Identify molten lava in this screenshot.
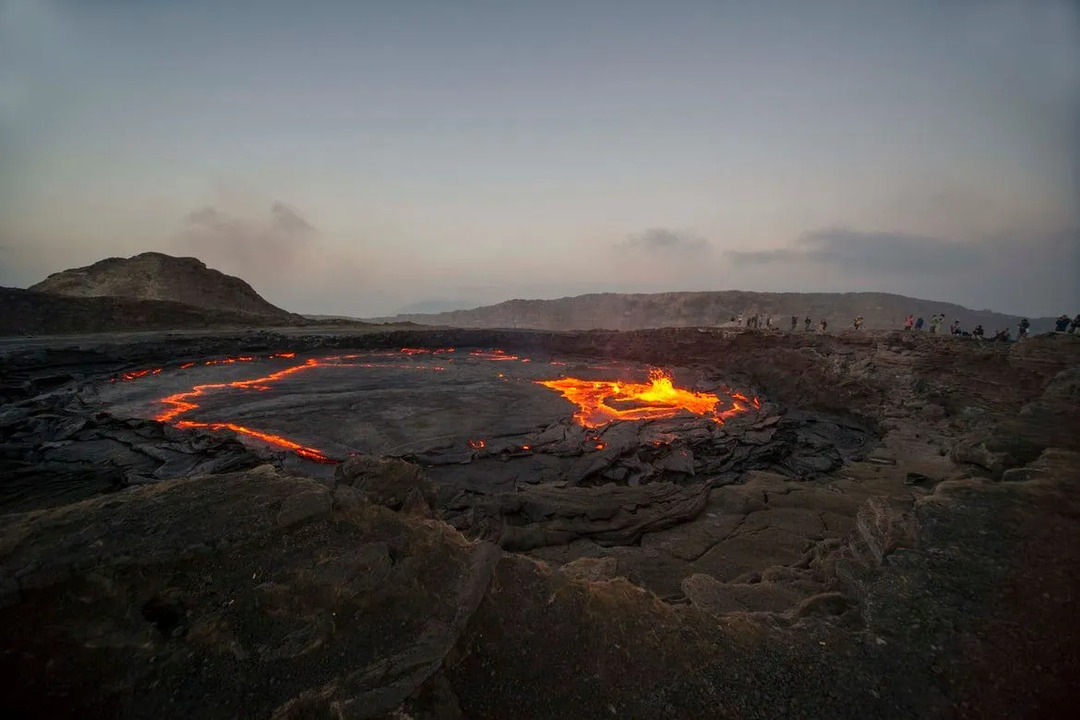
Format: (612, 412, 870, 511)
(154, 358, 336, 462)
(116, 347, 758, 464)
(537, 369, 757, 427)
(149, 351, 452, 463)
(469, 349, 519, 361)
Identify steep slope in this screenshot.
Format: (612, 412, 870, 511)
(377, 291, 1055, 333)
(30, 252, 293, 320)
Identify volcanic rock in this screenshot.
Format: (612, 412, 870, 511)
(336, 454, 436, 513)
(465, 481, 711, 551)
(30, 252, 295, 320)
(2, 326, 1080, 718)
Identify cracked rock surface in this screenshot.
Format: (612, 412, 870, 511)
(1, 327, 1079, 718)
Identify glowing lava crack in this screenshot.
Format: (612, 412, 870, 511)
(117, 349, 760, 464)
(536, 369, 759, 427)
(146, 350, 454, 464)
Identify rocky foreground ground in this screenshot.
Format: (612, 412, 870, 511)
(1, 327, 1078, 719)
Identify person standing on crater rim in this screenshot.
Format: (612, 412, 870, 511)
(804, 316, 812, 332)
(819, 318, 828, 332)
(1070, 314, 1080, 333)
(904, 314, 914, 331)
(1054, 314, 1070, 332)
(790, 315, 798, 331)
(1017, 318, 1030, 340)
(853, 316, 864, 330)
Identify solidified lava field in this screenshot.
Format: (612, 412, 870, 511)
(95, 346, 866, 492)
(97, 346, 766, 465)
(92, 343, 877, 574)
(4, 328, 1080, 719)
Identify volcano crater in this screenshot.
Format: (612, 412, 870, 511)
(94, 345, 877, 598)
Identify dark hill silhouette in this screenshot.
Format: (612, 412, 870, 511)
(30, 252, 293, 320)
(0, 287, 302, 336)
(373, 291, 1054, 334)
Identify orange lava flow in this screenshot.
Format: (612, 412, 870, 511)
(154, 358, 337, 462)
(469, 349, 519, 361)
(537, 369, 758, 427)
(148, 350, 457, 462)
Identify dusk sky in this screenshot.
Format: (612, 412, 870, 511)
(1, 0, 1077, 317)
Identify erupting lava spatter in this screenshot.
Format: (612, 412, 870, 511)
(537, 369, 758, 427)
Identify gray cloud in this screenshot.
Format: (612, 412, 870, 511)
(727, 228, 980, 274)
(175, 202, 318, 282)
(617, 228, 709, 257)
(724, 226, 1079, 315)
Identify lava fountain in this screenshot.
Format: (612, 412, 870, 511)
(536, 368, 759, 427)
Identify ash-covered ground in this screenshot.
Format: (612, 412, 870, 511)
(2, 326, 1079, 719)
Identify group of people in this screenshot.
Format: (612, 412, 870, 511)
(730, 314, 830, 332)
(899, 313, 1080, 341)
(729, 311, 1080, 338)
(1054, 314, 1080, 333)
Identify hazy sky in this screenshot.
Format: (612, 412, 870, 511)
(1, 0, 1077, 316)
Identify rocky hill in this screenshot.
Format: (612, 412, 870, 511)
(377, 291, 1055, 333)
(0, 287, 302, 336)
(30, 252, 293, 320)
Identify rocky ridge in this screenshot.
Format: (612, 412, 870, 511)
(376, 290, 1057, 333)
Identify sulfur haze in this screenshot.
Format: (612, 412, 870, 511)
(1, 0, 1077, 317)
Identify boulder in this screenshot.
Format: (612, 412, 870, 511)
(336, 454, 436, 513)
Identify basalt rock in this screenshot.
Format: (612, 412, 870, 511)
(336, 454, 436, 514)
(462, 481, 711, 551)
(1, 329, 1080, 718)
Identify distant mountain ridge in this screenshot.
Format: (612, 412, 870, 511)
(372, 291, 1054, 333)
(30, 252, 295, 321)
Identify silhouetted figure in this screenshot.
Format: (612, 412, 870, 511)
(790, 315, 798, 331)
(915, 317, 925, 330)
(766, 315, 773, 329)
(1018, 318, 1030, 340)
(819, 319, 827, 332)
(1055, 315, 1070, 332)
(1070, 314, 1080, 333)
(904, 314, 914, 330)
(929, 314, 943, 334)
(972, 324, 984, 339)
(853, 316, 864, 330)
(804, 316, 811, 331)
(950, 319, 960, 335)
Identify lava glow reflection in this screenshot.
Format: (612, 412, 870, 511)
(537, 369, 759, 427)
